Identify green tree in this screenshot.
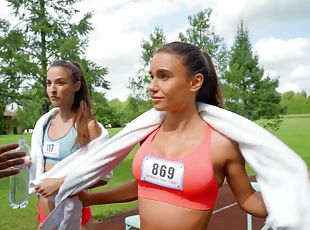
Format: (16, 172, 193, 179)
(92, 91, 112, 127)
(0, 19, 35, 103)
(0, 18, 30, 133)
(129, 27, 166, 100)
(14, 88, 43, 133)
(0, 0, 109, 118)
(223, 22, 283, 129)
(178, 9, 228, 74)
(123, 96, 152, 122)
(281, 91, 310, 114)
(108, 99, 127, 127)
(93, 95, 145, 128)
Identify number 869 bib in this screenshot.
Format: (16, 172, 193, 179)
(141, 156, 184, 190)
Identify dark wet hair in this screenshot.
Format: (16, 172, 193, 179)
(156, 41, 222, 107)
(48, 60, 100, 147)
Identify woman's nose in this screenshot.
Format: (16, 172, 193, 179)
(47, 83, 56, 92)
(148, 78, 158, 93)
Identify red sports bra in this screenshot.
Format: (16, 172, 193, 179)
(132, 125, 219, 210)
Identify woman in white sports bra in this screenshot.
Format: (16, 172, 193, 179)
(32, 60, 110, 230)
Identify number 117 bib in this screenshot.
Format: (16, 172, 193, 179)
(141, 155, 184, 190)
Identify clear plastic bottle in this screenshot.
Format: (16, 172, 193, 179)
(9, 138, 31, 209)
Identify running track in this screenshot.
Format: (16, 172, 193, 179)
(93, 177, 266, 230)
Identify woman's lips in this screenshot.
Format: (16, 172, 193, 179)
(151, 96, 164, 103)
(50, 96, 60, 101)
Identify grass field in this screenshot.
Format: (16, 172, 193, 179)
(0, 118, 309, 229)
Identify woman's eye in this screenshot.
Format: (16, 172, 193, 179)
(159, 74, 169, 80)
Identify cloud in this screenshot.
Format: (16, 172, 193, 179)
(253, 37, 310, 65)
(86, 30, 142, 101)
(289, 64, 310, 80)
(77, 0, 204, 32)
(277, 83, 301, 93)
(1, 0, 309, 99)
(209, 0, 310, 95)
(253, 37, 310, 93)
(75, 0, 207, 100)
(243, 0, 310, 24)
(210, 0, 310, 44)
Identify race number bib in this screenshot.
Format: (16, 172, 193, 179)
(141, 156, 184, 190)
(43, 142, 60, 158)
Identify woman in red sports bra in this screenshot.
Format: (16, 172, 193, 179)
(77, 41, 268, 229)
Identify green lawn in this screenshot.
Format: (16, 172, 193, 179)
(270, 117, 310, 166)
(0, 118, 309, 229)
(246, 117, 310, 175)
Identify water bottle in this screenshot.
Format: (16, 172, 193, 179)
(9, 139, 31, 209)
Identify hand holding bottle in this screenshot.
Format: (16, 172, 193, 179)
(9, 139, 31, 209)
(0, 143, 26, 179)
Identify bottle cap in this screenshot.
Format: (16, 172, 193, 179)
(18, 139, 25, 146)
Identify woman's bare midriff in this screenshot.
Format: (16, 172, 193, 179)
(38, 163, 56, 215)
(139, 197, 213, 230)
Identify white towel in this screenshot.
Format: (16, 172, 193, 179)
(31, 103, 310, 230)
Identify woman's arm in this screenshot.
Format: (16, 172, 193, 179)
(78, 179, 138, 207)
(212, 131, 267, 218)
(34, 177, 65, 198)
(87, 180, 108, 189)
(224, 141, 267, 217)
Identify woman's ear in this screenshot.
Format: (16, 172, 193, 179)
(190, 73, 204, 92)
(74, 81, 81, 92)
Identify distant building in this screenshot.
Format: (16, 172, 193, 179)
(4, 110, 16, 117)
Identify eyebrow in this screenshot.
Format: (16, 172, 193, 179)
(149, 69, 172, 76)
(46, 77, 66, 81)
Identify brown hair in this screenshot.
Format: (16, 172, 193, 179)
(49, 60, 100, 147)
(156, 41, 222, 107)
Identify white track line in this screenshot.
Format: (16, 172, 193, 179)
(213, 202, 238, 214)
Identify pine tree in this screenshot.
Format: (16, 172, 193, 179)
(179, 9, 228, 74)
(223, 22, 283, 129)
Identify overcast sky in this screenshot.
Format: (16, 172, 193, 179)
(1, 0, 309, 101)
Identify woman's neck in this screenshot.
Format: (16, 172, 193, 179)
(57, 109, 75, 122)
(162, 105, 203, 133)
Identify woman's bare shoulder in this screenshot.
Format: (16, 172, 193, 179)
(87, 119, 97, 129)
(212, 129, 235, 149)
(87, 120, 101, 140)
(211, 129, 241, 161)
